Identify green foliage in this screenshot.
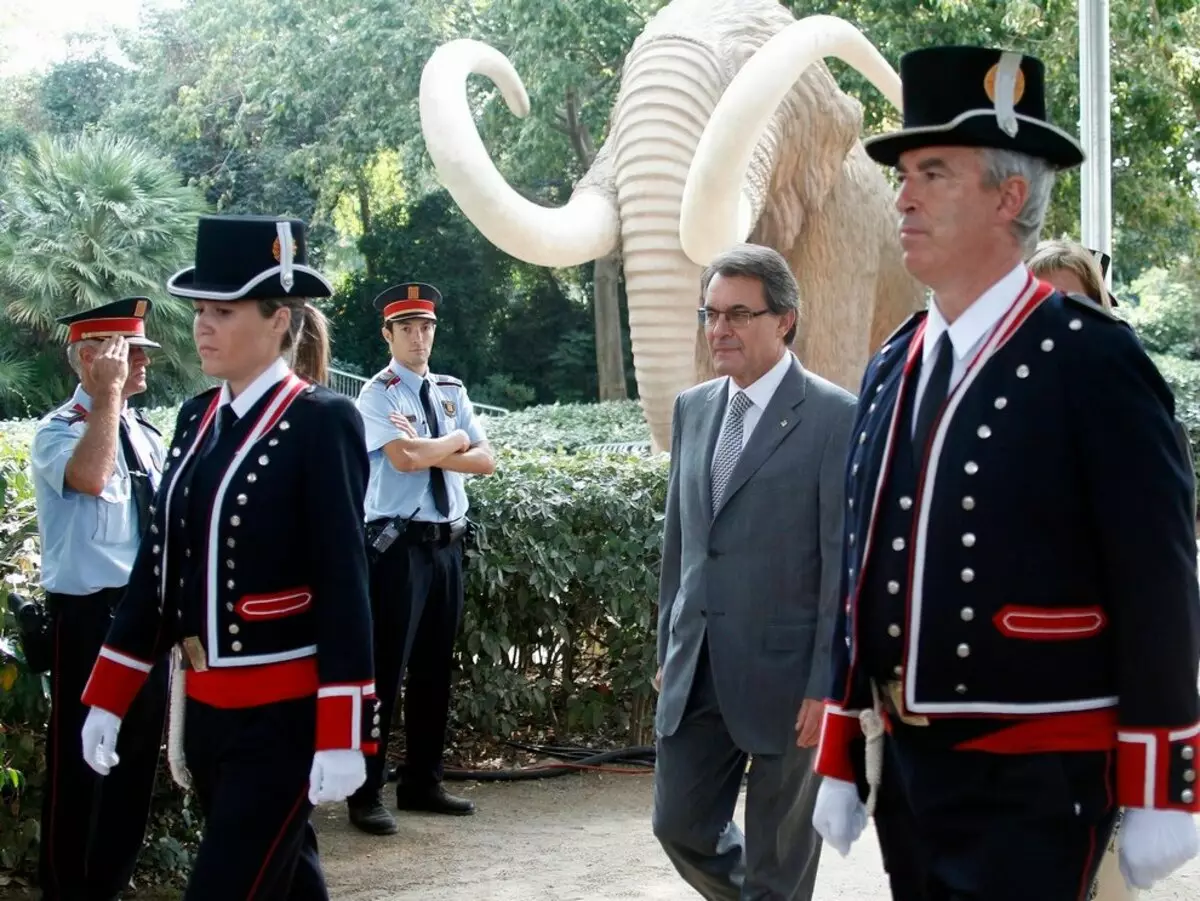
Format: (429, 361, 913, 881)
(0, 132, 211, 418)
(35, 55, 132, 136)
(486, 400, 650, 452)
(457, 444, 666, 738)
(1121, 264, 1200, 361)
(795, 0, 1200, 275)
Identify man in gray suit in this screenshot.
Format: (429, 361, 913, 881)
(652, 243, 856, 901)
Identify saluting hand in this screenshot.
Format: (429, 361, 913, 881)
(90, 336, 130, 395)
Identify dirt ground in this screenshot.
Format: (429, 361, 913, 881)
(314, 772, 1200, 901)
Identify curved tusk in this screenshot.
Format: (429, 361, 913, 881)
(679, 15, 902, 266)
(419, 39, 620, 268)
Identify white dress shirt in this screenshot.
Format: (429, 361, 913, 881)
(912, 263, 1029, 430)
(219, 356, 292, 419)
(717, 349, 793, 455)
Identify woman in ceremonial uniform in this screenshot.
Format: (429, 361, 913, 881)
(79, 214, 379, 900)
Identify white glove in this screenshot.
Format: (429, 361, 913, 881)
(812, 776, 868, 857)
(81, 707, 123, 775)
(1118, 807, 1199, 889)
(308, 749, 366, 805)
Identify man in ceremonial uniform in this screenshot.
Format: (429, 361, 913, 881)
(347, 282, 496, 835)
(31, 298, 168, 901)
(811, 47, 1200, 898)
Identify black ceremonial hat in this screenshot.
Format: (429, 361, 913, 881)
(56, 297, 160, 348)
(373, 283, 441, 323)
(864, 46, 1084, 171)
(167, 215, 333, 301)
(1088, 247, 1120, 308)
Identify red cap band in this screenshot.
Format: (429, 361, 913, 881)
(382, 299, 436, 321)
(67, 317, 147, 343)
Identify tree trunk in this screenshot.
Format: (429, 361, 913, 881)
(357, 174, 374, 280)
(564, 87, 627, 400)
(593, 252, 626, 399)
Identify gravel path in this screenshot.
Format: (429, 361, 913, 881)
(314, 772, 1199, 900)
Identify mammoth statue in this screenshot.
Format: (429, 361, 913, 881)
(419, 1, 924, 451)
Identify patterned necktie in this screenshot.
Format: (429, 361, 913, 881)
(711, 390, 753, 508)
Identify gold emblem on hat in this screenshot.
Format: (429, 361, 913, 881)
(984, 63, 1025, 104)
(442, 399, 457, 416)
(272, 237, 282, 262)
(134, 300, 148, 317)
(407, 285, 420, 300)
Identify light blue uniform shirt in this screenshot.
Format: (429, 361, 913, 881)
(355, 360, 487, 524)
(31, 385, 166, 596)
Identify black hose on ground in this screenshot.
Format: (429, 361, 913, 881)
(385, 745, 657, 782)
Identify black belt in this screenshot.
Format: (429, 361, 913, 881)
(369, 516, 468, 548)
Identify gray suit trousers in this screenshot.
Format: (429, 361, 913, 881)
(652, 644, 823, 901)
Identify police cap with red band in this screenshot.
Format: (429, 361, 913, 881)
(56, 297, 161, 348)
(373, 282, 441, 323)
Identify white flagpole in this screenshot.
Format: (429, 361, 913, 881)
(1079, 0, 1113, 286)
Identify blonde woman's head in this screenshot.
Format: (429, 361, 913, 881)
(1027, 239, 1111, 309)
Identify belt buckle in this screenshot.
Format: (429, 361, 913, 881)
(181, 636, 208, 672)
(885, 680, 929, 727)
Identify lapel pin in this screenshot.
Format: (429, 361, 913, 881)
(780, 419, 788, 427)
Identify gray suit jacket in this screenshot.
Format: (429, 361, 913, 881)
(655, 356, 856, 755)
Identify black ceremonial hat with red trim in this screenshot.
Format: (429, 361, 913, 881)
(167, 214, 333, 301)
(373, 283, 441, 323)
(56, 297, 160, 348)
(863, 46, 1084, 170)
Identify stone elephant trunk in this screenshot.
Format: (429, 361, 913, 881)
(609, 38, 730, 451)
(419, 36, 724, 452)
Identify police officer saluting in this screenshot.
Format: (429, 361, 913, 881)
(31, 298, 168, 901)
(347, 282, 496, 835)
(78, 215, 378, 899)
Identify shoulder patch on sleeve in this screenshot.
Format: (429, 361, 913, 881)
(51, 403, 88, 425)
(373, 368, 401, 389)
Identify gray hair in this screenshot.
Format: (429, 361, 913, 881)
(979, 148, 1055, 257)
(699, 243, 801, 344)
(66, 340, 98, 376)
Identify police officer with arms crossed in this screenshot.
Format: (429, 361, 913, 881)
(30, 298, 168, 901)
(347, 282, 496, 835)
(77, 215, 378, 899)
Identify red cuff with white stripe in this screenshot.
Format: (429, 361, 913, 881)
(316, 682, 381, 754)
(81, 646, 153, 718)
(1117, 723, 1200, 811)
(814, 704, 862, 783)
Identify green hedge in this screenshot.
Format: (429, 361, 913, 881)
(0, 399, 665, 887)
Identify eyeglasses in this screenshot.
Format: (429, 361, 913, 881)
(698, 307, 773, 328)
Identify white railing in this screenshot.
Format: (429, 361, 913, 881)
(327, 367, 510, 416)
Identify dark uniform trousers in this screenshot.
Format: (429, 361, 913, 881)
(182, 698, 326, 901)
(857, 356, 1117, 901)
(354, 528, 464, 802)
(40, 588, 167, 901)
